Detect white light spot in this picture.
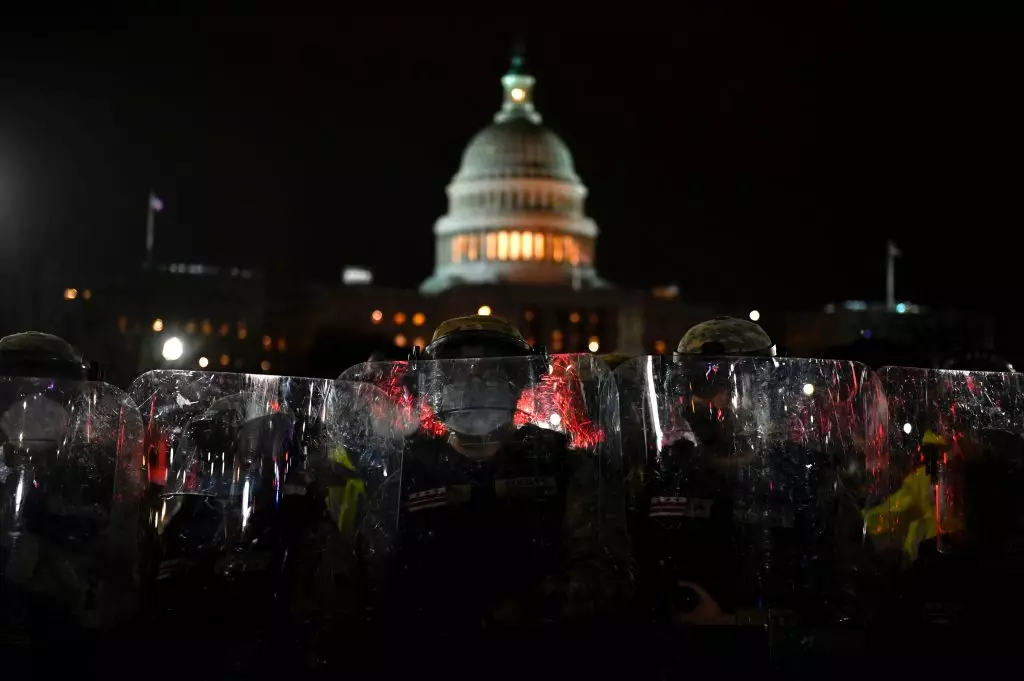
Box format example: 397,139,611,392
198,356,209,368
749,310,760,322
477,305,492,316
549,413,561,427
161,337,184,361
903,422,912,434
510,87,525,102
802,383,814,396
588,340,600,353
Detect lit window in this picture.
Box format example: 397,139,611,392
551,330,564,352
117,316,129,333
524,309,535,322
522,231,533,259
219,323,230,336
497,231,509,260
64,288,78,300
486,232,497,260
412,313,426,326
261,360,272,372
553,237,564,262
533,233,545,260
185,321,197,334
588,337,600,353
412,337,426,349
509,231,521,260
451,235,465,263
219,354,230,367
468,234,479,261
262,335,272,350
654,340,667,354
276,338,287,352
569,312,581,324
237,322,248,340
152,319,164,332
371,309,383,324
477,305,492,316
394,334,408,348
201,320,213,336
198,356,209,368
566,237,580,266
82,289,92,300
394,312,407,325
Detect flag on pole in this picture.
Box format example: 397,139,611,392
887,239,902,258
149,193,164,213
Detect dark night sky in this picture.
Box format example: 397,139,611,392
0,5,1017,312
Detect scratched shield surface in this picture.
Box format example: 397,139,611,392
874,367,1024,636
1,377,144,650
614,355,889,636
127,370,337,631
338,353,630,629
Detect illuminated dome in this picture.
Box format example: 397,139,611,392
456,119,579,183
421,55,605,294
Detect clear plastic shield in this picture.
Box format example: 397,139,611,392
615,356,889,647
127,370,337,659
337,354,629,637
1,378,144,653
876,366,1024,631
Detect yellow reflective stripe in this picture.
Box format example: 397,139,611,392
326,477,365,537
329,445,356,470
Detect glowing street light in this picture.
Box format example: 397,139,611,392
477,305,492,316
161,337,184,361
749,310,761,322
198,356,209,368
802,383,815,396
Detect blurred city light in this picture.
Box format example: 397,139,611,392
161,337,184,361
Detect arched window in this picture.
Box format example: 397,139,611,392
534,233,545,260
509,231,521,260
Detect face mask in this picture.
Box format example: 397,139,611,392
438,376,518,437
443,408,515,437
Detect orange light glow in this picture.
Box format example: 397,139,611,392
497,231,509,260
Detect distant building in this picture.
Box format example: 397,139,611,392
421,55,605,293
6,60,1005,383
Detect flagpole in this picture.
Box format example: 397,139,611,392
146,189,156,267
886,239,899,311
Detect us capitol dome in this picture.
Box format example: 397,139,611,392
420,55,606,294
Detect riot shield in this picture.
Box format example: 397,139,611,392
1,377,144,664
615,355,888,665
876,366,1024,640
337,354,629,646
128,370,337,669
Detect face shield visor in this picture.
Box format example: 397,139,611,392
418,356,539,443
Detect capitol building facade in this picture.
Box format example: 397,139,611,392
42,58,729,380
421,57,606,294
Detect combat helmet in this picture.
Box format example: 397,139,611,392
674,317,776,359
0,331,90,380
414,314,541,360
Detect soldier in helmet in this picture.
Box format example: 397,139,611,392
0,332,113,664
628,318,778,633
367,314,623,641
0,331,90,380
